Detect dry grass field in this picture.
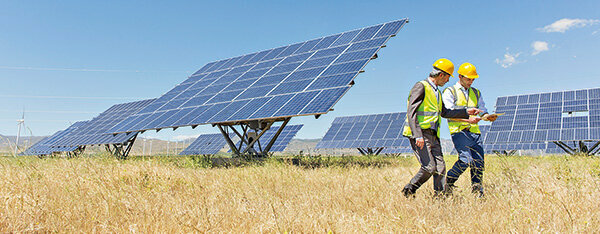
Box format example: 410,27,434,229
0,154,599,232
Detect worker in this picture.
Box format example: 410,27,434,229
442,62,497,197
402,58,482,197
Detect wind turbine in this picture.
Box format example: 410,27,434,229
15,110,25,156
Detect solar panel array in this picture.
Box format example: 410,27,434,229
179,133,233,155
22,121,88,155
109,19,408,134
233,124,303,152
380,147,413,154
316,112,410,149
485,87,600,144
53,99,156,147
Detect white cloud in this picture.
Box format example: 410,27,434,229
172,134,201,141
539,18,599,33
495,49,523,68
531,41,549,55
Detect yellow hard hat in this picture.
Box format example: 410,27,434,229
433,58,454,77
458,63,479,79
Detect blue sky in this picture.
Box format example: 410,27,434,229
1,0,599,141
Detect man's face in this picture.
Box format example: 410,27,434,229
435,73,450,86
459,75,475,88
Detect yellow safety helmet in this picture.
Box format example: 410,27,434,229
457,62,479,79
433,58,454,77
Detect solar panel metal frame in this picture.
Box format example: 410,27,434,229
108,19,409,135
232,124,303,153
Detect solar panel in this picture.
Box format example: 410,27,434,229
486,87,600,144
179,133,234,155
232,124,303,152
53,99,156,147
380,147,413,154
316,112,410,149
108,19,409,134
21,121,88,156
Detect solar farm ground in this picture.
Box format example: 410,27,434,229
0,154,598,232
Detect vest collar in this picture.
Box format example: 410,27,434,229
426,78,438,91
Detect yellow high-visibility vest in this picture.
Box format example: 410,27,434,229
446,83,481,134
403,80,443,138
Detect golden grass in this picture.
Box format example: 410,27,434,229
0,155,599,232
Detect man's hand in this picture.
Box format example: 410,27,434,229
467,116,482,124
415,137,424,149
467,108,482,115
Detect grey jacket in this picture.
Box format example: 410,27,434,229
406,79,469,139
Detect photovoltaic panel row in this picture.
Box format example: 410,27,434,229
233,124,303,152
316,112,410,149
53,99,156,147
483,143,546,152
380,147,413,154
22,121,88,155
109,19,408,134
179,133,233,155
486,87,600,144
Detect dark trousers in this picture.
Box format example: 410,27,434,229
405,129,446,192
447,130,485,187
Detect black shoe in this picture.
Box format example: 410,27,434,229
402,184,416,198
472,183,484,198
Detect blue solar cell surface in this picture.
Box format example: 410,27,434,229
232,124,303,152
486,87,600,144
179,133,233,155
380,147,413,154
53,99,156,147
109,19,408,134
22,121,88,155
316,112,410,149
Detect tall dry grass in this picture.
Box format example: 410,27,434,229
0,155,599,232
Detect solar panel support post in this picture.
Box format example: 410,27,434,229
374,147,384,155
106,134,138,159
262,118,291,154
553,141,576,155
241,121,274,155
357,147,384,156
66,146,86,158
217,125,240,155
588,141,600,155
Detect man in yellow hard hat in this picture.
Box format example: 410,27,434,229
402,58,482,197
442,62,496,197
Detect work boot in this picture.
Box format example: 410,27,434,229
444,183,456,196
472,183,484,198
402,184,417,198
433,190,447,200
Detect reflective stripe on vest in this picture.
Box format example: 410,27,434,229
403,80,443,138
446,83,481,134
